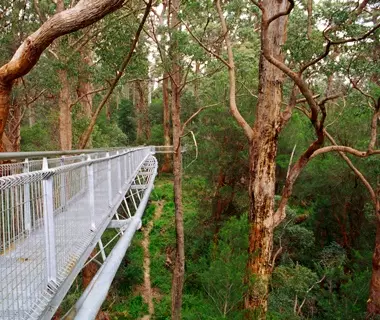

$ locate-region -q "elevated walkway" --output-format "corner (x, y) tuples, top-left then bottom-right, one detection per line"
(0, 147), (168, 320)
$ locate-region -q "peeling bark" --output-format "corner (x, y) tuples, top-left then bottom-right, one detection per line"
(244, 0), (288, 318)
(0, 83), (11, 152)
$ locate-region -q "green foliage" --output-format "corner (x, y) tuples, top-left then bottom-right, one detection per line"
(21, 123), (58, 151)
(269, 264), (319, 320)
(116, 99), (137, 143)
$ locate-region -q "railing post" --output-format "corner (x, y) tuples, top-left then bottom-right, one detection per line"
(42, 157), (57, 282)
(60, 156), (66, 209)
(128, 152), (132, 179)
(124, 150), (128, 181)
(23, 158), (31, 233)
(107, 152), (112, 207)
(87, 156), (96, 231)
(81, 154), (86, 193)
(117, 151), (122, 193)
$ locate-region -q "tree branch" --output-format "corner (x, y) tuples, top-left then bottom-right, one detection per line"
(181, 103), (219, 134)
(311, 146), (380, 158)
(215, 0), (254, 141)
(70, 87), (106, 111)
(0, 0), (127, 84)
(181, 18), (230, 68)
(78, 0), (153, 149)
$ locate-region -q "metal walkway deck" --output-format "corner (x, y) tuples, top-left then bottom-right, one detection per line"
(0, 147), (163, 320)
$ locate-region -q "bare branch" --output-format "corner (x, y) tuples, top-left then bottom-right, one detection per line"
(78, 0), (153, 149)
(311, 146), (380, 158)
(307, 0), (313, 40)
(181, 103), (219, 134)
(215, 0), (254, 141)
(70, 87), (107, 111)
(33, 0), (47, 23)
(181, 19), (230, 68)
(0, 0), (127, 84)
(299, 23), (380, 74)
(369, 98), (379, 151)
(297, 275), (326, 316)
(324, 130), (378, 206)
(266, 0), (294, 25)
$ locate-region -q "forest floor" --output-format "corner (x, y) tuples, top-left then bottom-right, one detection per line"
(139, 200), (165, 320)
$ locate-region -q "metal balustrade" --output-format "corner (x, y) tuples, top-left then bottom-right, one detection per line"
(0, 147), (159, 320)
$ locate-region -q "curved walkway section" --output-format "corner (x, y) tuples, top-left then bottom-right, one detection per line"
(0, 147), (158, 320)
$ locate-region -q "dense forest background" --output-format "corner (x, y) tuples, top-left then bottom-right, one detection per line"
(0, 0), (379, 319)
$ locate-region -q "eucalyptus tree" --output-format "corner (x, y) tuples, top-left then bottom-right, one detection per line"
(202, 0), (380, 318)
(0, 0), (132, 151)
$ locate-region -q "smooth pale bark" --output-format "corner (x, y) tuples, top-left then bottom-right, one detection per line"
(0, 0), (126, 150)
(169, 0), (185, 319)
(135, 80), (150, 143)
(244, 0), (288, 318)
(77, 45), (95, 147)
(161, 74), (172, 173)
(77, 47), (94, 118)
(58, 69), (72, 150)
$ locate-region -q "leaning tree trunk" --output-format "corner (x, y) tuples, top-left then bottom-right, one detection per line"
(245, 0), (288, 318)
(59, 69), (72, 150)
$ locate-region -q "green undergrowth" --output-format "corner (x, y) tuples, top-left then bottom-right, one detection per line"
(104, 173), (249, 319)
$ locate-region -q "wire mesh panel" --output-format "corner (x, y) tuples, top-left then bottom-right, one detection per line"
(0, 147), (156, 320)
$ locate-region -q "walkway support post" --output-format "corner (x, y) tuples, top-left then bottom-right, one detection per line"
(87, 155), (96, 231)
(42, 157), (57, 282)
(23, 158), (31, 233)
(72, 164), (157, 320)
(107, 152), (112, 207)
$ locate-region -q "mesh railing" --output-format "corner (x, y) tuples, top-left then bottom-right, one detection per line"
(0, 147), (154, 320)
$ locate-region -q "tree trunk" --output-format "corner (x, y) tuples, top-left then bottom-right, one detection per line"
(367, 205), (380, 315)
(59, 69), (72, 150)
(0, 82), (12, 151)
(161, 74), (172, 172)
(77, 45), (94, 147)
(244, 0), (288, 318)
(135, 80), (150, 143)
(77, 51), (94, 118)
(0, 0), (126, 151)
(6, 101), (22, 152)
(170, 76), (184, 320)
(169, 0), (185, 319)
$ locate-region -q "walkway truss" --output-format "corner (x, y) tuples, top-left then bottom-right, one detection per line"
(0, 147), (166, 320)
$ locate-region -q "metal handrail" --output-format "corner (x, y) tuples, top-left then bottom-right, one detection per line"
(0, 147), (157, 320)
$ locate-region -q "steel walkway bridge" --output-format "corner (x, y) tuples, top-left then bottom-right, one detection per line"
(0, 146), (170, 320)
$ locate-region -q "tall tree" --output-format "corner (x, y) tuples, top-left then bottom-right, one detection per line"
(211, 0), (380, 317)
(168, 0), (185, 318)
(0, 0), (127, 151)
